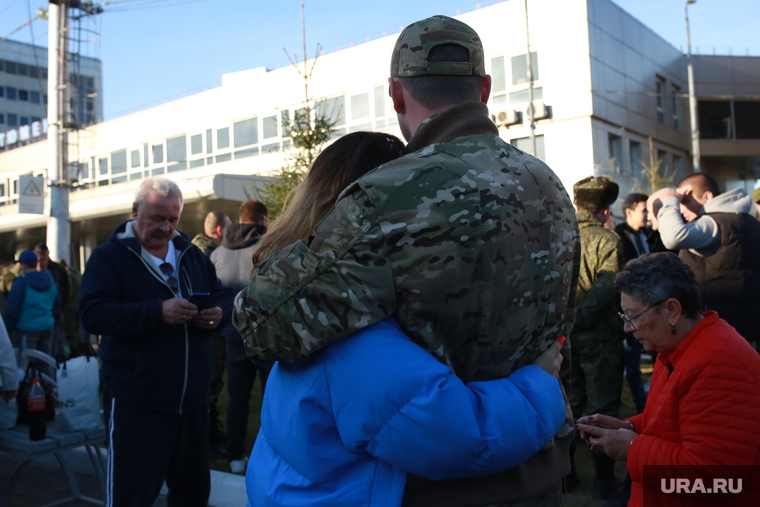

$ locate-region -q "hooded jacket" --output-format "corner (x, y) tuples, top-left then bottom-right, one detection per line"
(210, 223), (266, 292)
(657, 187), (758, 256)
(79, 221), (234, 414)
(658, 187), (760, 343)
(210, 223), (267, 363)
(6, 269), (59, 332)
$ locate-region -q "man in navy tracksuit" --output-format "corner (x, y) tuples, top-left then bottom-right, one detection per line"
(80, 178), (234, 507)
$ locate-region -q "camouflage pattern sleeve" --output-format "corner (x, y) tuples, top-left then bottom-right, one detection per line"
(574, 231), (623, 331)
(232, 183), (395, 363)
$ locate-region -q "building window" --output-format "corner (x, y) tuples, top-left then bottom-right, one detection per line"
(29, 66), (38, 78)
(629, 140), (642, 179)
(374, 85), (385, 118)
(608, 134), (623, 174)
(17, 64), (28, 76)
(657, 150), (668, 174)
(491, 56), (506, 93)
(7, 114), (17, 127)
(6, 87), (17, 101)
(698, 101), (732, 139)
(19, 90), (29, 102)
(5, 62), (16, 74)
(509, 87), (543, 105)
(655, 77), (666, 124)
(152, 144), (164, 164)
(206, 129), (213, 154)
(510, 135), (546, 161)
(734, 101), (760, 139)
(0, 113), (4, 124)
(190, 133), (203, 155)
(671, 85), (681, 130)
(111, 150), (128, 184)
(350, 92), (370, 120)
(130, 149), (141, 168)
(511, 51), (539, 86)
(167, 135), (186, 163)
(316, 95), (346, 128)
(262, 115), (278, 139)
(0, 87), (3, 98)
(217, 127), (230, 150)
(20, 116), (29, 126)
(673, 155), (683, 182)
(233, 118), (258, 148)
(281, 111), (290, 137)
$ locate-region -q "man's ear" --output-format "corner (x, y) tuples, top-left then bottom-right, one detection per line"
(132, 202), (139, 219)
(702, 191), (715, 202)
(480, 75), (492, 104)
(388, 77), (405, 114)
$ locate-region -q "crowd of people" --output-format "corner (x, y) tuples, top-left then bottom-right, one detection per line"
(1, 13), (760, 507)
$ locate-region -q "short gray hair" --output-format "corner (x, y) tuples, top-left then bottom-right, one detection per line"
(615, 253), (702, 319)
(134, 178), (184, 211)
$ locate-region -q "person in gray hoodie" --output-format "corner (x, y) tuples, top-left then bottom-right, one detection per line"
(648, 174), (760, 348)
(209, 199), (270, 474)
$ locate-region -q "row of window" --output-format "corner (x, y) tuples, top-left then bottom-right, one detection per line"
(0, 113), (42, 127)
(0, 86), (45, 104)
(0, 60), (48, 79)
(490, 51), (542, 108)
(607, 133), (684, 182)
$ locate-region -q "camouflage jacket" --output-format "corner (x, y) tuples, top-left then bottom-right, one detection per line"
(573, 210), (625, 343)
(234, 101), (580, 380)
(191, 234), (217, 258)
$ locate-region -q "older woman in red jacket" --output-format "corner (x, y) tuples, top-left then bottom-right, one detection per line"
(576, 252), (760, 507)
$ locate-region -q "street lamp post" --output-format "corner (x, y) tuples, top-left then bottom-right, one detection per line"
(685, 0), (701, 173)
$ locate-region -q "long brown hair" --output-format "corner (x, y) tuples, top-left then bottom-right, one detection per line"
(253, 131), (405, 268)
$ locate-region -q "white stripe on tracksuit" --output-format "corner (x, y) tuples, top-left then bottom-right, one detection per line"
(106, 397), (116, 507)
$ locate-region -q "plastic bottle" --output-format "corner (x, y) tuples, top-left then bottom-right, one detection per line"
(28, 378), (47, 441)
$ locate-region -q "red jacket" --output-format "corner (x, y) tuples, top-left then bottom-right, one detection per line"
(625, 312), (760, 506)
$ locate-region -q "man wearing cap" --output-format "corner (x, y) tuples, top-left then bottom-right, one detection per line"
(5, 250), (60, 376)
(235, 15), (579, 506)
(568, 176), (625, 499)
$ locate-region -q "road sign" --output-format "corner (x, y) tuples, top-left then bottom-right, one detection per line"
(19, 175), (45, 215)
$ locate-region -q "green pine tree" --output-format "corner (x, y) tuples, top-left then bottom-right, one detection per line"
(635, 137), (676, 194)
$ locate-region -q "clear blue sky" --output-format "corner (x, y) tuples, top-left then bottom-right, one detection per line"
(1, 0), (758, 119)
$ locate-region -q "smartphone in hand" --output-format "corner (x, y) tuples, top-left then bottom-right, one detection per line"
(188, 292), (223, 309)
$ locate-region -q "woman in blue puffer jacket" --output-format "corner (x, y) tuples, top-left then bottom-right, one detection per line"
(245, 132), (567, 507)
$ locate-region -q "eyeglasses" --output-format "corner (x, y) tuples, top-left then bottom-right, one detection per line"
(618, 301), (665, 331)
(159, 262), (179, 294)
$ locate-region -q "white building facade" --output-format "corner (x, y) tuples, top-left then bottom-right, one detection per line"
(0, 0), (757, 267)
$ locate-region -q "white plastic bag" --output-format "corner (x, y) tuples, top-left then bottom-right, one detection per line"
(57, 355), (103, 431)
(0, 398), (17, 430)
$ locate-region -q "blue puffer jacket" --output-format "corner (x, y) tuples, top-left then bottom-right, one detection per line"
(6, 270), (59, 332)
(247, 318), (566, 507)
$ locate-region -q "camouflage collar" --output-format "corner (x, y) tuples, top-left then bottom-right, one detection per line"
(575, 209), (606, 227)
(406, 102), (498, 154)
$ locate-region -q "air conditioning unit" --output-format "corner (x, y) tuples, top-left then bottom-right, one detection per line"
(491, 109), (521, 128)
(533, 102), (551, 120)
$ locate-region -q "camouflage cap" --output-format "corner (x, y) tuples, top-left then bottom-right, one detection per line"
(573, 176), (619, 211)
(390, 15), (485, 78)
(752, 187), (760, 203)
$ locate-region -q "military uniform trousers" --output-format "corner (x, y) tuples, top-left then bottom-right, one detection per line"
(569, 340), (624, 420)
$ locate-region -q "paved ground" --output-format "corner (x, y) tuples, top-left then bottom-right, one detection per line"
(0, 452), (167, 507)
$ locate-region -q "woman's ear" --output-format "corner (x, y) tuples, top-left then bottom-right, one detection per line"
(663, 298), (682, 324)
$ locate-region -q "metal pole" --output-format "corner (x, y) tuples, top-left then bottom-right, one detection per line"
(685, 1), (701, 173)
(46, 0), (71, 263)
(524, 0), (536, 157)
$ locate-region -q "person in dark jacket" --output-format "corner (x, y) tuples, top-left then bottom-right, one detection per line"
(210, 199), (269, 474)
(79, 178), (234, 507)
(6, 250), (59, 377)
(614, 193), (669, 414)
(34, 243), (70, 360)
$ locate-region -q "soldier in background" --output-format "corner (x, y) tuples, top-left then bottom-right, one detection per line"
(567, 176), (625, 500)
(192, 210), (232, 454)
(235, 15), (579, 506)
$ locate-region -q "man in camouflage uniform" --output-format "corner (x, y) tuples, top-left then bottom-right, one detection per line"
(234, 15), (580, 506)
(191, 210), (231, 453)
(568, 176), (625, 500)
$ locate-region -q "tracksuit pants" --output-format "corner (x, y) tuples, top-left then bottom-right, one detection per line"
(104, 392), (210, 507)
